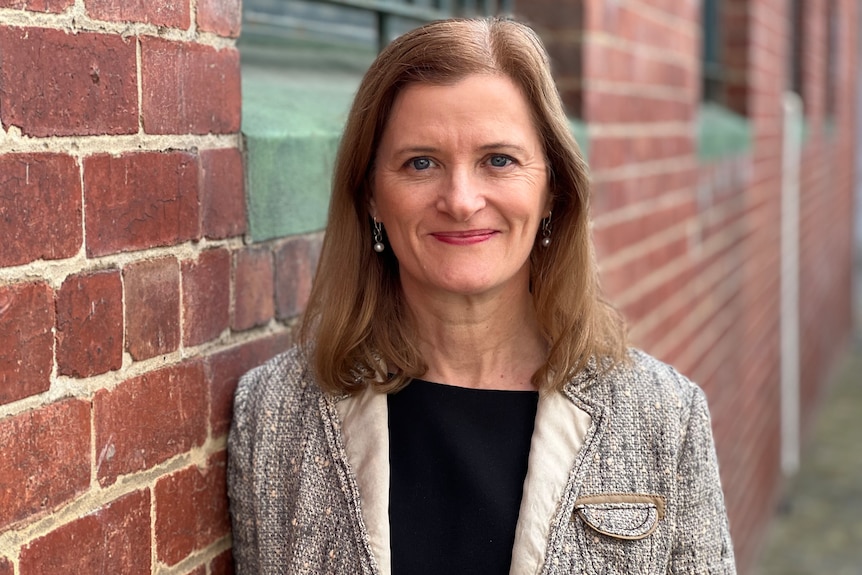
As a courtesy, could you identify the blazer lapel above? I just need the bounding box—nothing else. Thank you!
[509,386,605,575]
[335,386,392,575]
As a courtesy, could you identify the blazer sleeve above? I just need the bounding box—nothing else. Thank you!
[227,370,261,575]
[669,387,737,574]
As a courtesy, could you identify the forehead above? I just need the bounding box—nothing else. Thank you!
[381,74,540,144]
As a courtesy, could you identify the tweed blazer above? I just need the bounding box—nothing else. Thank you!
[227,346,736,575]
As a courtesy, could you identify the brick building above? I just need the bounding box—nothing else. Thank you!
[0,1,856,574]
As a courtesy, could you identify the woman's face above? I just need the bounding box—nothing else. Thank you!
[371,73,550,302]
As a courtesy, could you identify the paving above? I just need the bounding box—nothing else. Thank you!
[752,266,862,575]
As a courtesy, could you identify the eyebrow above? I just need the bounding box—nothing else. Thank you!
[392,142,530,156]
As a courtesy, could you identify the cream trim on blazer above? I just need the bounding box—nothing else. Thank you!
[335,385,592,575]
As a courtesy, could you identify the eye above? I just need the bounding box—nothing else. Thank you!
[408,157,434,171]
[488,155,514,168]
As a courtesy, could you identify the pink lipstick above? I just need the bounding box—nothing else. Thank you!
[431,230,497,245]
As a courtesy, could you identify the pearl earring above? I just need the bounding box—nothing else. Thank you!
[373,219,385,253]
[540,212,552,247]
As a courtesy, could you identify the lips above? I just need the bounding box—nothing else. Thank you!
[430,230,497,245]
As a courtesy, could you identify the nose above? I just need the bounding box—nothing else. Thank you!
[436,166,485,221]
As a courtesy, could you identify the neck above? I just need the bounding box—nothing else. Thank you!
[403,282,547,391]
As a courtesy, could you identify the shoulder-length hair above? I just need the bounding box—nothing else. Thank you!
[300,17,627,395]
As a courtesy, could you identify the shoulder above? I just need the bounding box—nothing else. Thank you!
[574,348,706,433]
[232,344,326,435]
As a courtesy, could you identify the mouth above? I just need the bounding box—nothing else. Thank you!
[430,230,498,245]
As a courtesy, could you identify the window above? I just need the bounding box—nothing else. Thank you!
[702,0,723,103]
[242,0,514,53]
[787,0,803,95]
[698,0,752,160]
[824,0,838,120]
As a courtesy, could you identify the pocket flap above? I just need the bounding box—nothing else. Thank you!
[574,494,666,540]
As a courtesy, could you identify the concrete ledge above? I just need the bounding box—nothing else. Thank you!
[243,72,358,241]
[697,102,752,162]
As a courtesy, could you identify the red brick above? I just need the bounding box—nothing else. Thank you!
[19,490,150,575]
[588,135,694,172]
[0,399,90,529]
[584,90,694,125]
[0,0,73,11]
[593,198,696,256]
[94,362,207,486]
[196,0,241,37]
[84,151,200,257]
[0,557,11,575]
[205,332,292,437]
[0,282,53,405]
[86,0,190,28]
[141,38,240,135]
[123,257,180,361]
[275,235,320,320]
[0,27,137,137]
[0,153,82,267]
[56,270,123,378]
[155,452,230,566]
[182,249,231,347]
[210,549,235,575]
[200,148,247,239]
[233,247,275,331]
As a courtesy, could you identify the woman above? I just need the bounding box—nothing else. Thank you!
[228,18,736,575]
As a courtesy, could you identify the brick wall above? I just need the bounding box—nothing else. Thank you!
[0,1,319,572]
[520,0,856,572]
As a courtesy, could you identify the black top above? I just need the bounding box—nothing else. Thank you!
[387,379,539,575]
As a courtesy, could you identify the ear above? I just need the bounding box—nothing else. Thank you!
[543,194,553,219]
[368,196,378,220]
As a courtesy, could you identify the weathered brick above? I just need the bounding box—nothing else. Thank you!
[0,399,90,530]
[210,549,235,575]
[84,151,200,257]
[0,27,137,137]
[584,90,692,124]
[0,0,73,11]
[94,362,207,486]
[593,198,696,256]
[123,257,180,361]
[155,452,230,566]
[0,282,53,405]
[19,490,150,575]
[56,270,123,378]
[205,332,292,437]
[233,247,275,331]
[141,38,240,134]
[275,235,320,320]
[86,0,190,28]
[196,0,241,37]
[0,153,82,267]
[0,557,11,575]
[182,249,231,347]
[200,148,247,239]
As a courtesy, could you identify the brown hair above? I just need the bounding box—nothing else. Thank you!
[300,17,627,395]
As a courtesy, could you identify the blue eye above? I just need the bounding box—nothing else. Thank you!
[410,157,433,170]
[489,155,513,168]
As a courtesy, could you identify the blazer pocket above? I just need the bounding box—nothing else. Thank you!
[574,493,666,540]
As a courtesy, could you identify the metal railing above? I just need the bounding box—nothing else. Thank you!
[243,0,513,52]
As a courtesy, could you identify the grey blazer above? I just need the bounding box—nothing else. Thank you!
[227,346,736,574]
